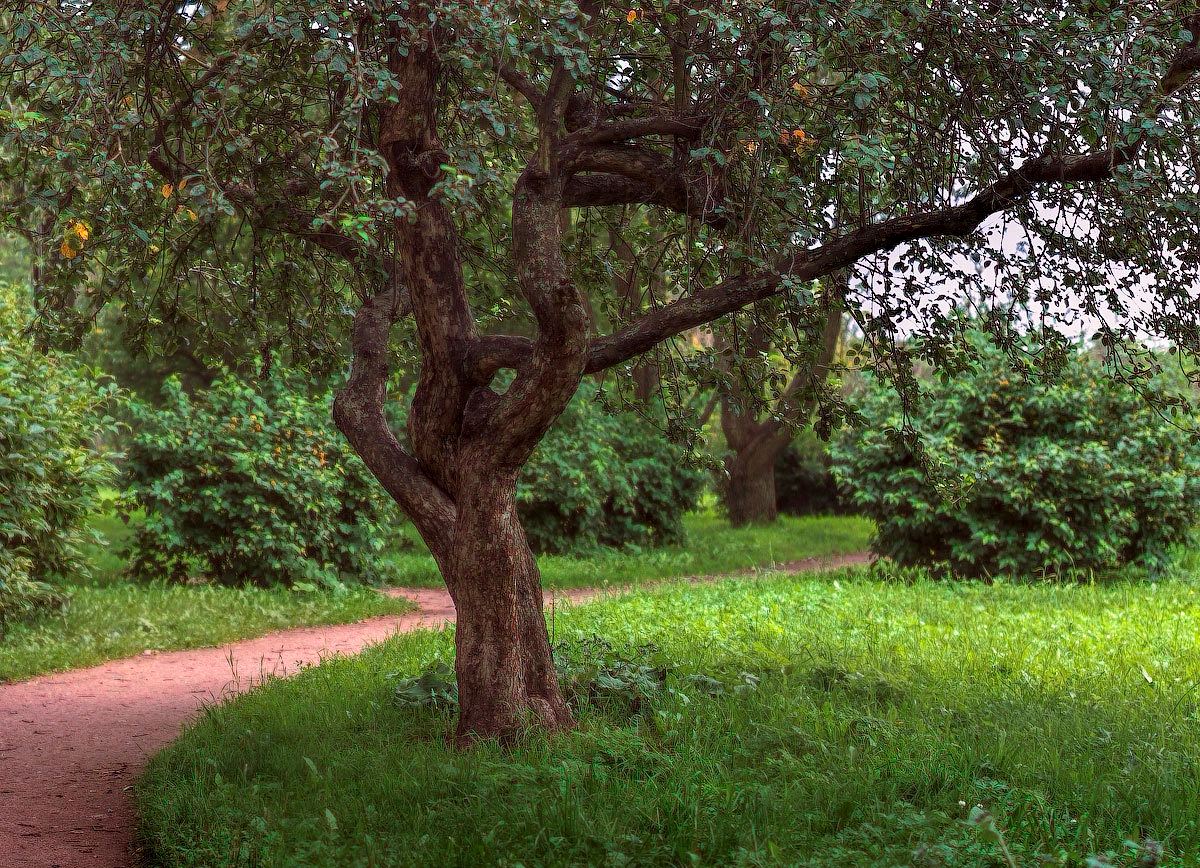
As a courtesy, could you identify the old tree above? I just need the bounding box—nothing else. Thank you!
[4,1,1200,741]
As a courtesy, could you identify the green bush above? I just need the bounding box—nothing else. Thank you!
[832,334,1200,578]
[0,282,117,623]
[774,433,852,517]
[517,392,705,554]
[0,558,69,633]
[122,373,398,588]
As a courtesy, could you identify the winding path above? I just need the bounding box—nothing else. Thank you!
[0,553,869,868]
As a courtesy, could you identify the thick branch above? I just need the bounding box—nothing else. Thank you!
[332,286,456,562]
[566,115,706,146]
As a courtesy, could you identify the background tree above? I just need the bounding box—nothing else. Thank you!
[5,1,1200,742]
[716,277,845,525]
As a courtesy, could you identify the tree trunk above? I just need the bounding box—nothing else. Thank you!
[723,436,785,526]
[445,465,572,744]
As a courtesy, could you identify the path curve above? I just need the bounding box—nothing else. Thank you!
[0,552,869,868]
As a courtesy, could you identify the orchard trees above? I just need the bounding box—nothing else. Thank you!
[5,1,1200,741]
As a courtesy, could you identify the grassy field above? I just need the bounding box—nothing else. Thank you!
[385,512,874,589]
[0,507,416,682]
[1,509,871,682]
[0,584,416,683]
[136,567,1200,868]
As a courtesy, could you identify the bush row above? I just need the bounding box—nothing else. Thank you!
[832,333,1200,578]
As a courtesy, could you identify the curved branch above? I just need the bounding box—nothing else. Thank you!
[332,285,456,561]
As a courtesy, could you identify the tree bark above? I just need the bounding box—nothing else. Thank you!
[445,464,571,743]
[723,435,785,526]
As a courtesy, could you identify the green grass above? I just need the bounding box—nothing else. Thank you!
[0,584,415,683]
[136,568,1200,868]
[385,511,874,588]
[3,506,867,683]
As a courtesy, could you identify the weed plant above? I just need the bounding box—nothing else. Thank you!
[137,568,1200,867]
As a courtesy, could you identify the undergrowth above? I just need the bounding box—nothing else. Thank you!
[137,568,1200,867]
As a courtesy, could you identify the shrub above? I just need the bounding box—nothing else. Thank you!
[0,282,117,621]
[0,557,69,633]
[774,433,853,517]
[516,391,705,554]
[832,334,1200,578]
[122,373,398,588]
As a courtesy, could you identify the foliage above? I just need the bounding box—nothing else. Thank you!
[122,373,399,588]
[516,393,705,554]
[0,564,68,634]
[0,283,118,617]
[833,333,1200,578]
[774,433,853,517]
[136,569,1200,866]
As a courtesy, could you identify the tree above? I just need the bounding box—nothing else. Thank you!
[4,1,1200,742]
[717,277,844,525]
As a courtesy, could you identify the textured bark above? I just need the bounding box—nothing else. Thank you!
[445,465,571,743]
[723,436,784,526]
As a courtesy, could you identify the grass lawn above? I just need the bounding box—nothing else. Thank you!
[1,508,870,683]
[385,511,874,589]
[0,506,415,683]
[0,585,416,683]
[137,568,1200,868]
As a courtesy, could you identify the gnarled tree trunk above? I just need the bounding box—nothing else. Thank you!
[446,466,570,739]
[334,18,586,743]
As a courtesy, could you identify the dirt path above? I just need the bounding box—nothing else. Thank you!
[0,553,869,868]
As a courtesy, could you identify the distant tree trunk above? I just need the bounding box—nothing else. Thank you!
[718,284,846,527]
[723,431,786,525]
[611,224,661,402]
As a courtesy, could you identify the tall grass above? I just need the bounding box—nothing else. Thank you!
[136,568,1200,867]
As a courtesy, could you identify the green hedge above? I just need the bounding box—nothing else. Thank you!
[122,374,398,588]
[0,283,117,626]
[833,334,1200,578]
[517,392,706,554]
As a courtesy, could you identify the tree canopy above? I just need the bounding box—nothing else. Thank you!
[4,0,1200,741]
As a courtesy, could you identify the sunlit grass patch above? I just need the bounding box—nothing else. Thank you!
[0,583,414,682]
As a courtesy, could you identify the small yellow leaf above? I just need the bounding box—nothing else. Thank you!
[626,8,638,22]
[177,178,187,191]
[71,221,89,241]
[149,244,161,253]
[161,184,173,199]
[59,240,77,258]
[185,208,198,220]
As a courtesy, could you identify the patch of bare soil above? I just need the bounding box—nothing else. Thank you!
[0,552,868,868]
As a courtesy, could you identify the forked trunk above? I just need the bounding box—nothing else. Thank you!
[445,467,572,744]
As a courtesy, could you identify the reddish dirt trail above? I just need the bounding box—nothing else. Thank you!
[0,553,869,868]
